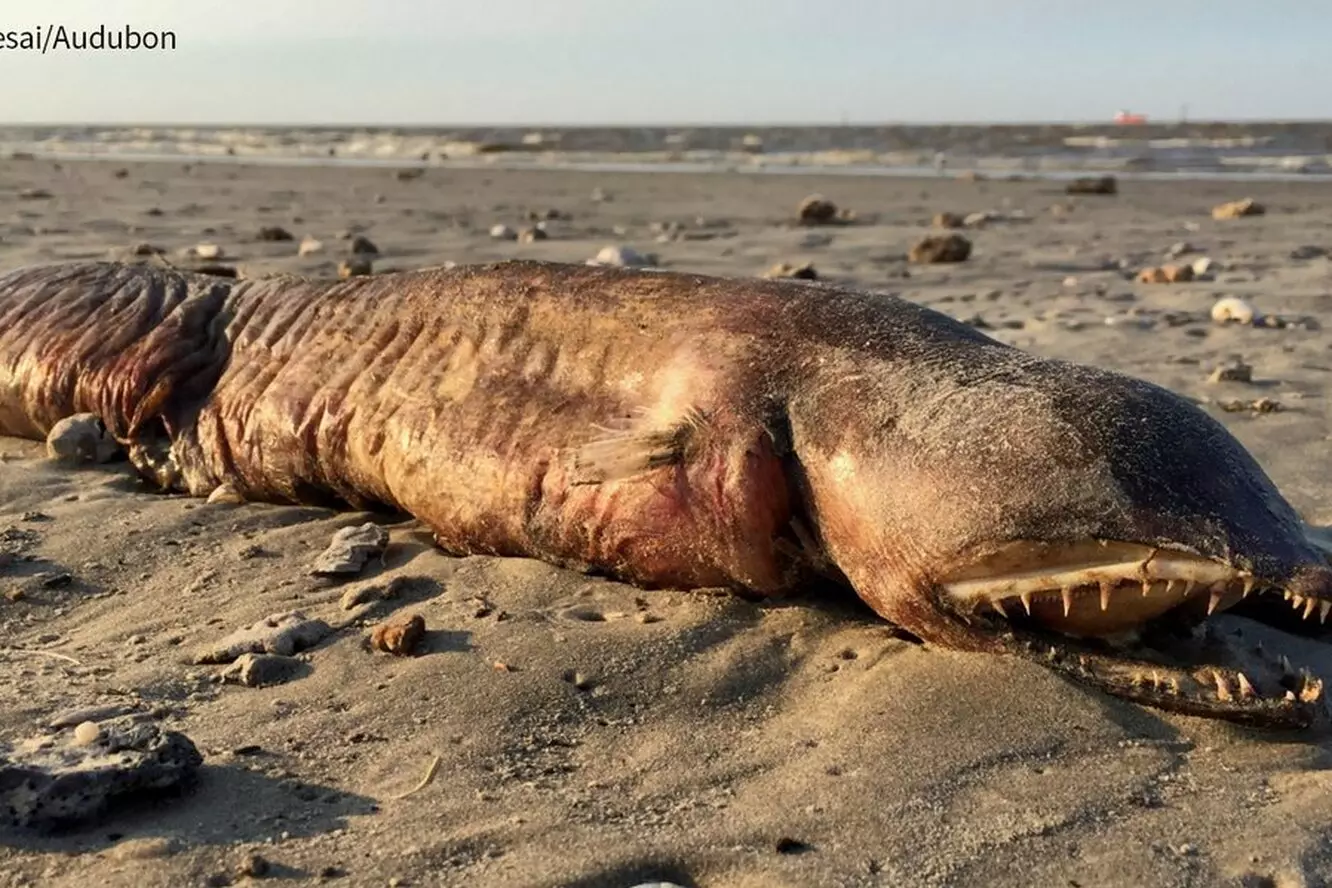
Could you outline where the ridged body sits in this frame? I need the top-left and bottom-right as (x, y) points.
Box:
(0, 260), (1327, 651)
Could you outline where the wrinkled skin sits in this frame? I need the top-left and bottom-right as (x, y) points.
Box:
(1, 260), (1329, 727)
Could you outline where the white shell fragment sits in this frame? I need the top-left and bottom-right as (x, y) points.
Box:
(1211, 297), (1256, 325)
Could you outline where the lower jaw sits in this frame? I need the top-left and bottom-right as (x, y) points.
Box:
(990, 617), (1326, 729)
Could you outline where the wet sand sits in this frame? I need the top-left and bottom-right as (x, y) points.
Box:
(1, 158), (1331, 888)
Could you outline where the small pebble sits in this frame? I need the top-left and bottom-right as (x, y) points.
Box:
(587, 245), (656, 268)
(349, 235), (379, 255)
(72, 721), (101, 745)
(563, 670), (593, 691)
(237, 853), (271, 878)
(369, 614), (426, 657)
(763, 261), (818, 281)
(338, 258), (373, 279)
(1208, 358), (1253, 384)
(221, 653), (305, 688)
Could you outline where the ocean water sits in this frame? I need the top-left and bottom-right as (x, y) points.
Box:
(3, 122), (1332, 179)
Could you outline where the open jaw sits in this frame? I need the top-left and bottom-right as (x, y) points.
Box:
(936, 539), (1329, 729)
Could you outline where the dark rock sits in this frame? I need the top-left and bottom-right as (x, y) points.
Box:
(1065, 176), (1118, 195)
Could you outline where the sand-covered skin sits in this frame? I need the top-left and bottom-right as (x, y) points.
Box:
(1, 158), (1331, 887)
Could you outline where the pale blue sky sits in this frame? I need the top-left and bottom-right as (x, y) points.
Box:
(1, 0), (1327, 125)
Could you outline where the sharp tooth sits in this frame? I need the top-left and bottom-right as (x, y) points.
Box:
(1285, 589), (1294, 601)
(1100, 581), (1113, 611)
(1286, 690), (1297, 702)
(1292, 594), (1306, 611)
(1305, 598), (1319, 621)
(1214, 671), (1233, 702)
(1019, 591), (1033, 615)
(1141, 579), (1152, 597)
(1181, 580), (1196, 598)
(1061, 587), (1073, 617)
(1241, 577), (1256, 597)
(1321, 601), (1331, 624)
(990, 597), (1009, 618)
(1150, 670), (1164, 689)
(1166, 579), (1187, 597)
(1207, 588), (1224, 615)
(1282, 655), (1294, 676)
(1168, 677), (1181, 695)
(1237, 672), (1256, 698)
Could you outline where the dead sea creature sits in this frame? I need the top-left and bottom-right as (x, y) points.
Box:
(1, 260), (1331, 728)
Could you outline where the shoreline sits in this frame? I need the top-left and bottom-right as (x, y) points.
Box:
(13, 148), (1332, 184)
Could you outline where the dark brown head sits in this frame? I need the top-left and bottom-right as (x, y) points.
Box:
(786, 323), (1330, 727)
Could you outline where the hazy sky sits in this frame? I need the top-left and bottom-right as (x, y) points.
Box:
(1, 0), (1327, 125)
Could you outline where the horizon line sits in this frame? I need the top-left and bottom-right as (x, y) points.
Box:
(4, 116), (1332, 130)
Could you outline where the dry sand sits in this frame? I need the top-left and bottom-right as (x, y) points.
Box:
(1, 158), (1332, 888)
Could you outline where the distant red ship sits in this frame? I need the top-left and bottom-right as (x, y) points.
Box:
(1114, 110), (1148, 125)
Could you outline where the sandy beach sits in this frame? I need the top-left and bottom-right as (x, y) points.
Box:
(2, 156), (1332, 888)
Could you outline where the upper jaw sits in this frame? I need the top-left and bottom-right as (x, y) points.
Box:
(932, 537), (1332, 728)
(936, 539), (1332, 637)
